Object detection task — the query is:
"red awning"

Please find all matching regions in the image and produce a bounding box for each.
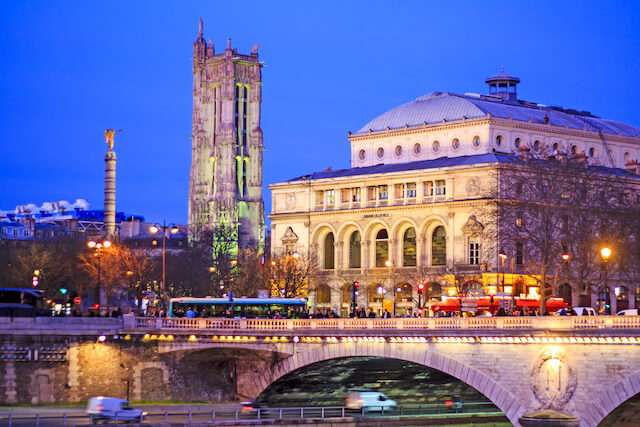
[432,300,460,312]
[516,298,567,311]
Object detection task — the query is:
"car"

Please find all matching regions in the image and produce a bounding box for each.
[617,309,639,316]
[573,307,597,316]
[86,396,145,424]
[345,390,396,412]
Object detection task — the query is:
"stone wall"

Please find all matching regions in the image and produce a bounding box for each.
[0,337,248,405]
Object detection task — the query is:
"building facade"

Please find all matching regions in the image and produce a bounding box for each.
[188,18,265,252]
[270,73,640,316]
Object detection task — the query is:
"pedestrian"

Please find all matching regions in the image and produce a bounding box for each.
[368,308,376,318]
[382,309,390,319]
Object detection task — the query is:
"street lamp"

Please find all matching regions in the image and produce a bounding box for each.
[600,246,612,314]
[87,239,112,311]
[149,222,179,293]
[384,259,393,316]
[498,250,507,293]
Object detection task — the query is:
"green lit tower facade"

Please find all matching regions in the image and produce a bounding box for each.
[188,18,264,252]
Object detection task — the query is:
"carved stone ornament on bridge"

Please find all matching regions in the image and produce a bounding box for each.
[531,348,577,410]
[462,215,484,236]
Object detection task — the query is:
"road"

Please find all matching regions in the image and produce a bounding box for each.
[0,403,505,426]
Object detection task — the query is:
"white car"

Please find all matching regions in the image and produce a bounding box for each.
[86,396,145,424]
[346,390,396,412]
[617,309,639,316]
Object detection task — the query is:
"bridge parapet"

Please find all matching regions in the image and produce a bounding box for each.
[128,315,640,332]
[1,315,639,336]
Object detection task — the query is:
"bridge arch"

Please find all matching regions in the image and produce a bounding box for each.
[250,345,523,425]
[590,369,640,427]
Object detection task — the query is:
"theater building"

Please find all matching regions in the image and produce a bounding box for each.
[269,73,640,316]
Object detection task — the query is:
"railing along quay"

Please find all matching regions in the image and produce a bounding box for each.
[130,315,640,332]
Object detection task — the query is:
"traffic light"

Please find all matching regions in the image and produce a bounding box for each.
[418,283,425,294]
[60,288,68,295]
[73,297,81,305]
[32,276,39,287]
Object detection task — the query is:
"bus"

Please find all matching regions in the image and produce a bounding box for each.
[168,297,308,319]
[0,288,46,317]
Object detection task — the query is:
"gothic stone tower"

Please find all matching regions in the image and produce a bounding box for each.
[188,18,265,252]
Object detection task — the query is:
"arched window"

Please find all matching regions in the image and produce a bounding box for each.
[323,233,335,269]
[375,229,389,267]
[451,138,460,150]
[589,147,595,157]
[495,135,503,147]
[533,140,541,150]
[472,136,480,147]
[431,226,446,266]
[624,152,630,163]
[349,231,361,269]
[514,137,521,149]
[402,228,417,266]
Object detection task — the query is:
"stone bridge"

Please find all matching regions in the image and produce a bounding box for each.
[1,315,640,427]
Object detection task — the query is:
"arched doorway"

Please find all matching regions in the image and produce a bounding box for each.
[315,283,331,312]
[394,283,413,316]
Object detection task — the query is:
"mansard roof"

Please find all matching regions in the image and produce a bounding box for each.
[287,152,639,182]
[356,92,640,138]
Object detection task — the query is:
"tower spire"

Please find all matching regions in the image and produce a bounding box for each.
[198,17,203,38]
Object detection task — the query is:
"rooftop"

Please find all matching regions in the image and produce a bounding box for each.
[287,152,639,182]
[356,78,640,138]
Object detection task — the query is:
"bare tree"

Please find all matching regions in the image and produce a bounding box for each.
[270,251,317,298]
[119,246,153,310]
[233,248,269,298]
[482,146,638,313]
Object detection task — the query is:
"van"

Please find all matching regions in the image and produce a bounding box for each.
[345,390,396,412]
[573,307,597,316]
[617,309,639,316]
[86,396,145,424]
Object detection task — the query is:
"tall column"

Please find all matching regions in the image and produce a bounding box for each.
[104,129,117,238]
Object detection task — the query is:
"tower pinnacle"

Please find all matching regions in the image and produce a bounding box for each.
[198,17,203,38]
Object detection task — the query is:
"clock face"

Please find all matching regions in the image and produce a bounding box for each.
[466,178,480,195]
[285,193,296,210]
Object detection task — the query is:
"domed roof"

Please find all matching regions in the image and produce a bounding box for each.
[356,92,640,138]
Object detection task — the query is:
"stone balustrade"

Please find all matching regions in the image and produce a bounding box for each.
[129,315,640,332]
[1,315,639,335]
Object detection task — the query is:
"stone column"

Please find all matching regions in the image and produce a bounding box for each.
[447,213,456,268]
[103,129,117,238]
[610,287,617,314]
[388,239,397,266]
[335,241,343,270]
[330,285,342,314]
[362,240,371,270]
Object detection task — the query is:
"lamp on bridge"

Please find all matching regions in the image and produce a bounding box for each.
[599,246,613,314]
[87,239,112,312]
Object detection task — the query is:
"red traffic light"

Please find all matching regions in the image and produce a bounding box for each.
[73,297,81,305]
[418,283,425,293]
[353,281,360,290]
[92,303,100,309]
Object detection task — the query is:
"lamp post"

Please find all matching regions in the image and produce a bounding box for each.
[385,259,393,317]
[498,250,507,293]
[600,246,612,314]
[87,239,112,311]
[149,222,179,293]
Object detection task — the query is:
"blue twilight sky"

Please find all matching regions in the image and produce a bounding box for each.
[1,0,639,224]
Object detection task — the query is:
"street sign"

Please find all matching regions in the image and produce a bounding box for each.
[73,297,81,305]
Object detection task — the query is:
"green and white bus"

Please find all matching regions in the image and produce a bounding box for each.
[167,297,308,318]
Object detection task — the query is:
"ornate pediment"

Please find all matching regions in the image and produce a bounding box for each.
[281,226,299,244]
[462,215,484,235]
